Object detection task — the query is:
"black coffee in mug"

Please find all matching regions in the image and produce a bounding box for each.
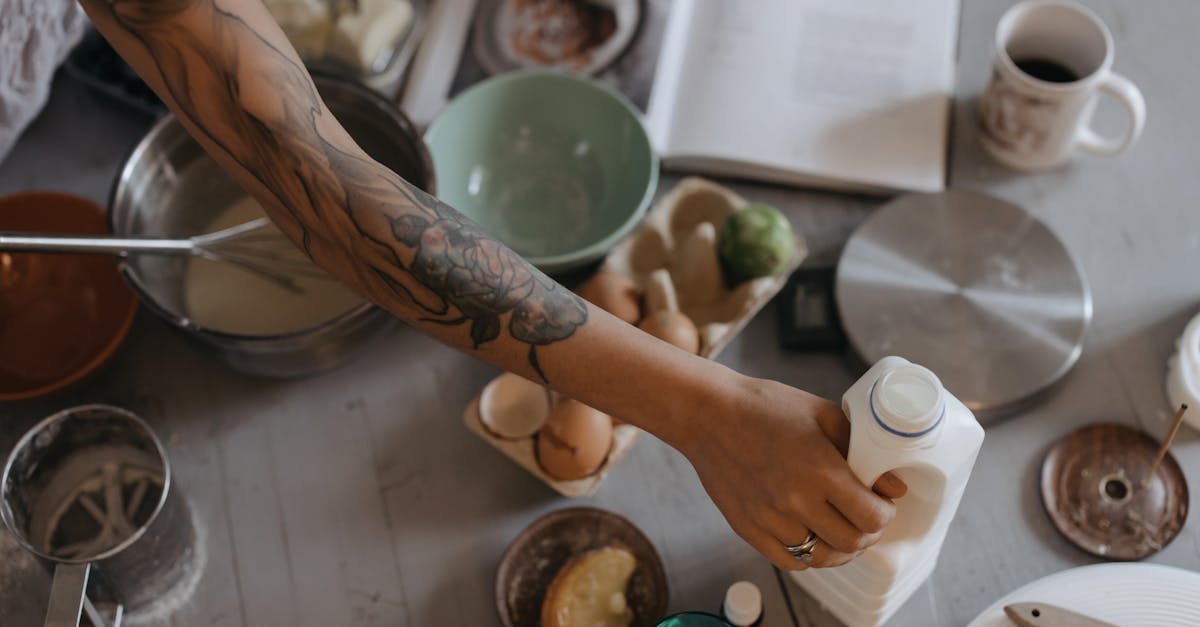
[982,0,1145,170]
[1013,57,1079,83]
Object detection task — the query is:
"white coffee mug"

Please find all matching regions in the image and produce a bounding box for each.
[978,0,1145,171]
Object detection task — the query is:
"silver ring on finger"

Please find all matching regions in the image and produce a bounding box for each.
[784,531,819,564]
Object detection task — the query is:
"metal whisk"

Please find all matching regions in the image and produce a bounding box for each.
[0,218,334,294]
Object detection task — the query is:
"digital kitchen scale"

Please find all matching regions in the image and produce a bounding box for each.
[835,190,1092,421]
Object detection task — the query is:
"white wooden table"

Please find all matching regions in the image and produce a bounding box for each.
[2,1,1198,625]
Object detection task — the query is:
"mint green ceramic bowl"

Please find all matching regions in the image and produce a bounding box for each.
[425,70,658,275]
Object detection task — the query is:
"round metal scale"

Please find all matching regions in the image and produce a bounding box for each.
[1041,423,1188,560]
[836,190,1092,420]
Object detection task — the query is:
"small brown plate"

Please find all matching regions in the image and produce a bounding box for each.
[496,507,668,627]
[1041,423,1189,560]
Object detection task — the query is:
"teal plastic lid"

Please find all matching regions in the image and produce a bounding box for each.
[655,612,733,627]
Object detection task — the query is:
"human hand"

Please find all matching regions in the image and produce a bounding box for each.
[677,376,907,570]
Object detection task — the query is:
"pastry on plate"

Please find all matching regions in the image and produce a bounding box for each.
[541,546,638,627]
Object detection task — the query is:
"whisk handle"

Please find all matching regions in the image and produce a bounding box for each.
[0,233,194,255]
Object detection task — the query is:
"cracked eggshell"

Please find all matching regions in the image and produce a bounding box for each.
[605,177,807,359]
[479,372,552,439]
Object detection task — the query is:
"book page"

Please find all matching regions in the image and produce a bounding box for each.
[655,0,958,192]
[643,0,697,152]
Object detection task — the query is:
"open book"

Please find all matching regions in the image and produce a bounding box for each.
[645,0,959,194]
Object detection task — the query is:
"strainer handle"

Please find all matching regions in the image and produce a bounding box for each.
[45,563,121,627]
[45,563,90,627]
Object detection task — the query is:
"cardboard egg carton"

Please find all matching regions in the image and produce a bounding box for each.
[462,396,640,498]
[463,177,807,497]
[606,177,808,358]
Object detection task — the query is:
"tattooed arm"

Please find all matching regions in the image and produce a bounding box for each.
[79,0,904,570]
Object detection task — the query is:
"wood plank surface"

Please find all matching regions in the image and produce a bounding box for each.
[2,1,1198,626]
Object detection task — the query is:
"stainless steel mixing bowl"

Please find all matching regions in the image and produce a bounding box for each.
[109,74,435,378]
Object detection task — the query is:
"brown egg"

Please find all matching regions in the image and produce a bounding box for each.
[638,310,701,355]
[576,271,641,324]
[536,399,614,481]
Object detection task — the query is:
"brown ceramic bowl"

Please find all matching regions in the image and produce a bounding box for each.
[496,507,669,627]
[0,192,138,400]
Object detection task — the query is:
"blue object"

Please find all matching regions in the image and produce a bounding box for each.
[656,612,734,627]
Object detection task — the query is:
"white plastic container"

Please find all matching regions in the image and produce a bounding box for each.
[790,356,985,626]
[1166,311,1200,430]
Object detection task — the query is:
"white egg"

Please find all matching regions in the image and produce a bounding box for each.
[479,373,552,440]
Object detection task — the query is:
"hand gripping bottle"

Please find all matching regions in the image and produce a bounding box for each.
[790,356,985,626]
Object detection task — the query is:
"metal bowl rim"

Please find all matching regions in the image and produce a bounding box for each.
[107,75,435,345]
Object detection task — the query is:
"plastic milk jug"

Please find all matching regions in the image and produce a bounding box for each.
[790,356,985,626]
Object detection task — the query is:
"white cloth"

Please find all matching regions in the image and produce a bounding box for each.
[0,0,88,162]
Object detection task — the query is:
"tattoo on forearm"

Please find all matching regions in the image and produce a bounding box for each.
[84,0,586,381]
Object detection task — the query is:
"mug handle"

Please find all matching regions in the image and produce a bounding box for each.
[1077,72,1146,157]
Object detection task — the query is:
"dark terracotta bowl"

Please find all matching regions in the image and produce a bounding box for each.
[496,507,669,627]
[0,192,138,400]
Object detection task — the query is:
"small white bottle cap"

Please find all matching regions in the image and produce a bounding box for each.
[872,363,946,437]
[723,580,762,626]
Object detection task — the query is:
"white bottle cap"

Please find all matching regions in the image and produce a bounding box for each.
[723,581,762,626]
[871,363,946,437]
